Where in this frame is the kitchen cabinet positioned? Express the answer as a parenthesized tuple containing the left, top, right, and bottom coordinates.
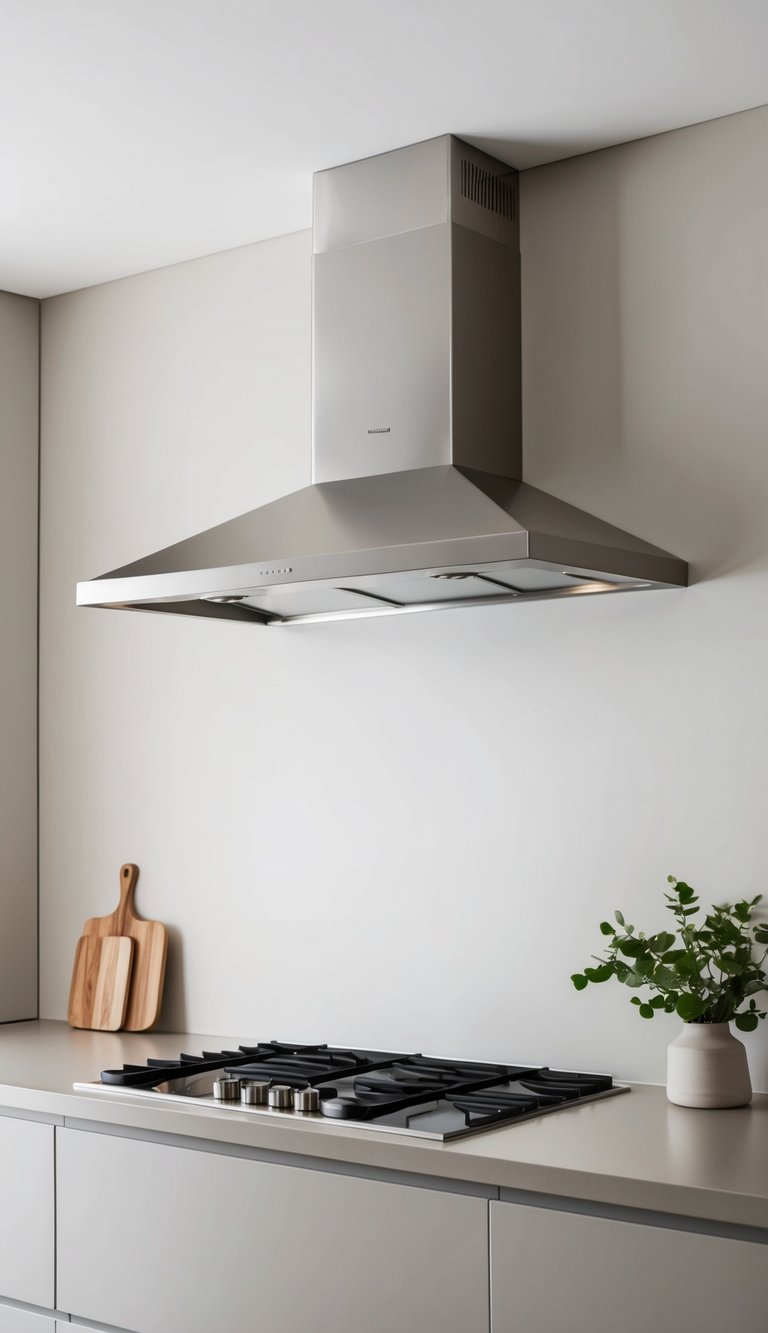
(0, 1117, 54, 1310)
(57, 1127, 490, 1333)
(490, 1198, 768, 1333)
(0, 292, 38, 1023)
(0, 1307, 56, 1333)
(59, 1326, 110, 1332)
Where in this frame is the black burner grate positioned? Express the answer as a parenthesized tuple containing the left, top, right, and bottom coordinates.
(95, 1041, 620, 1140)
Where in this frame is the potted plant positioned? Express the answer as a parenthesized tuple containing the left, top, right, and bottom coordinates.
(571, 877, 768, 1107)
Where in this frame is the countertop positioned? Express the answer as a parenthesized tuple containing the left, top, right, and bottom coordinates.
(1, 1020, 766, 1229)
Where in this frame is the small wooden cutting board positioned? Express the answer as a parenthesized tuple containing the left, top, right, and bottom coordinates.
(68, 934, 134, 1031)
(68, 863, 168, 1032)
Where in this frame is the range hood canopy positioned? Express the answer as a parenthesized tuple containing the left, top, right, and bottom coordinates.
(77, 135, 687, 625)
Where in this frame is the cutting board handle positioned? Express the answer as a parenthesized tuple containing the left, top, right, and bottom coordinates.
(116, 863, 139, 933)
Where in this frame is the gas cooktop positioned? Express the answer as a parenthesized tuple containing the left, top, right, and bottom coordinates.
(75, 1040, 627, 1141)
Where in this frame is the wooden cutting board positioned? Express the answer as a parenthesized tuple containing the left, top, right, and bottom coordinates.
(69, 863, 168, 1032)
(68, 934, 134, 1030)
(116, 863, 168, 1031)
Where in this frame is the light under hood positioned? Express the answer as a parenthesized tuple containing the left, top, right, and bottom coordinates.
(77, 135, 687, 625)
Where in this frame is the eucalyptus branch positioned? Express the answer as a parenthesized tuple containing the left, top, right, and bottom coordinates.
(572, 877, 768, 1029)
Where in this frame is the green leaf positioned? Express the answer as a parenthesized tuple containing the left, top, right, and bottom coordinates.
(676, 993, 707, 1021)
(716, 955, 740, 975)
(650, 995, 667, 1009)
(571, 973, 588, 991)
(630, 996, 642, 1005)
(735, 1012, 759, 1032)
(618, 938, 644, 958)
(633, 954, 656, 978)
(651, 966, 680, 990)
(649, 932, 676, 956)
(676, 883, 696, 904)
(599, 921, 616, 936)
(673, 955, 700, 980)
(638, 1004, 654, 1019)
(584, 964, 614, 983)
(614, 910, 625, 927)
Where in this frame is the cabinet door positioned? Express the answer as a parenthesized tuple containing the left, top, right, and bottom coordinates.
(491, 1199, 768, 1333)
(0, 291, 38, 1022)
(58, 1128, 488, 1333)
(0, 1119, 54, 1308)
(0, 1307, 56, 1333)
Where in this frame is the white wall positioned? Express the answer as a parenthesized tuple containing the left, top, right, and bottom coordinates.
(39, 105, 768, 1088)
(0, 290, 39, 1021)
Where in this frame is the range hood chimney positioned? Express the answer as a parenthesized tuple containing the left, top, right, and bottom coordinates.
(77, 135, 687, 625)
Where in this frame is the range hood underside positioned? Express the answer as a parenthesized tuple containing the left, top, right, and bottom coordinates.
(76, 466, 687, 625)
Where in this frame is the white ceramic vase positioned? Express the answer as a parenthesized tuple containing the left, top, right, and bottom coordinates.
(666, 1021, 752, 1108)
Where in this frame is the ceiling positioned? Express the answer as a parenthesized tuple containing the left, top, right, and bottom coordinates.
(3, 0, 768, 299)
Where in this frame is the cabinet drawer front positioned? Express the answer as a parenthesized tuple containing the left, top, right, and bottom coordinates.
(58, 1128, 488, 1333)
(491, 1200, 768, 1333)
(0, 1119, 54, 1309)
(0, 1304, 55, 1332)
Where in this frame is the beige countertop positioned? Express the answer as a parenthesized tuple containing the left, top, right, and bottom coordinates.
(1, 1020, 766, 1230)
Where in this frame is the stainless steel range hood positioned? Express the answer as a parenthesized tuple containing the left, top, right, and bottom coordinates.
(77, 135, 687, 625)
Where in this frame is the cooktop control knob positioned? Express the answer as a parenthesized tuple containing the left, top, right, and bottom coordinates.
(320, 1096, 359, 1118)
(241, 1080, 270, 1106)
(267, 1084, 294, 1109)
(212, 1077, 241, 1102)
(293, 1086, 320, 1113)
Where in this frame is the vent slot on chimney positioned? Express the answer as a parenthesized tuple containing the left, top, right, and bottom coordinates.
(460, 159, 516, 221)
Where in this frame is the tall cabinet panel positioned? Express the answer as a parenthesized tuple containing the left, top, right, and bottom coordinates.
(0, 292, 39, 1021)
